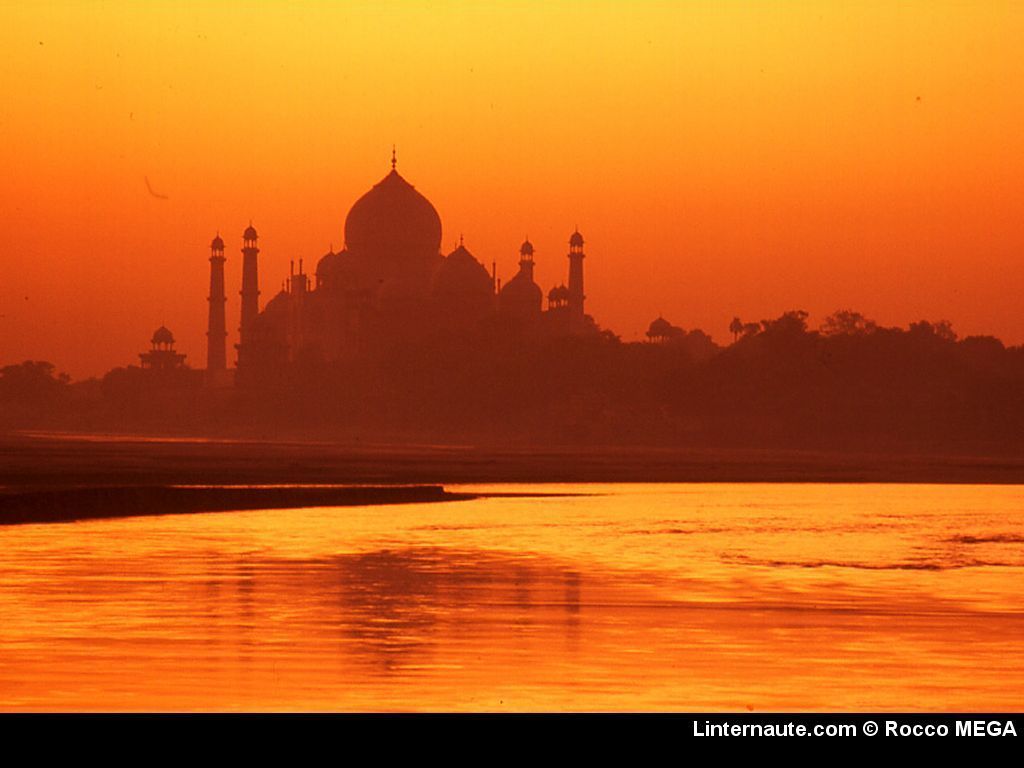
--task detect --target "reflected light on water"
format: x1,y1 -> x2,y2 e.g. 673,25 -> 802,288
0,483 -> 1022,711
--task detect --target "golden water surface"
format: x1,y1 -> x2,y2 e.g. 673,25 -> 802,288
1,483 -> 1022,711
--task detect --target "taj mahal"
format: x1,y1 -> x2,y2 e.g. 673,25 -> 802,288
202,151 -> 599,385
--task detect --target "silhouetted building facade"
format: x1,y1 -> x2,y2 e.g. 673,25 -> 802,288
221,155 -> 601,385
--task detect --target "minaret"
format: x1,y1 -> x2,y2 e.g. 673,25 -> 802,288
567,228 -> 585,321
237,222 -> 260,365
205,233 -> 227,378
519,238 -> 536,281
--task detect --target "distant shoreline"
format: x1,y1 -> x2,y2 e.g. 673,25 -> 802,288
1,432 -> 1022,490
0,484 -> 472,526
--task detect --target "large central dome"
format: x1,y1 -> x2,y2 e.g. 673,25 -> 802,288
344,168 -> 442,259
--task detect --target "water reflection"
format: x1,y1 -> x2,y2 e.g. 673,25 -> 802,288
308,548 -> 584,674
0,483 -> 1023,710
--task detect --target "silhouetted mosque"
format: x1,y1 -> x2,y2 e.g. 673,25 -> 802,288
204,153 -> 600,384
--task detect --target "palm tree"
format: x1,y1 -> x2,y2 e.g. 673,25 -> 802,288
729,316 -> 743,343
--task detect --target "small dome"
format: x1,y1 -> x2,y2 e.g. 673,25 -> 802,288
569,230 -> 584,247
152,326 -> 175,345
548,284 -> 570,302
520,239 -> 534,257
647,316 -> 683,341
243,224 -> 258,240
316,247 -> 337,275
316,249 -> 361,291
500,269 -> 542,317
262,289 -> 289,315
210,234 -> 224,250
647,317 -> 673,336
433,243 -> 493,300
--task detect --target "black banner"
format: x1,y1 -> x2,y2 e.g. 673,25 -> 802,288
2,712 -> 1021,737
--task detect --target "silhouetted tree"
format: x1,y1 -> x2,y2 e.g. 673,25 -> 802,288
821,309 -> 878,336
0,360 -> 69,403
760,310 -> 809,337
7,308 -> 1024,456
909,319 -> 957,342
730,319 -> 761,341
729,316 -> 743,343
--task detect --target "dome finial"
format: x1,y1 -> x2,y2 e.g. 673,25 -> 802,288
391,144 -> 397,171
459,233 -> 464,246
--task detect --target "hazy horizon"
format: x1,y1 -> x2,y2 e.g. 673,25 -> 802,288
2,1 -> 1023,378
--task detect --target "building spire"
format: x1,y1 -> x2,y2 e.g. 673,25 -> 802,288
237,218 -> 261,373
206,227 -> 228,377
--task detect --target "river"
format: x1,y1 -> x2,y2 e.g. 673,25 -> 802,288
1,483 -> 1021,710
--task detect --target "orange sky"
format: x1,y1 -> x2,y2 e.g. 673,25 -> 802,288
1,1 -> 1022,378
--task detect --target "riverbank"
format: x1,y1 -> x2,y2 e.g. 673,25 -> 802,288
0,484 -> 471,526
1,432 -> 1022,489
